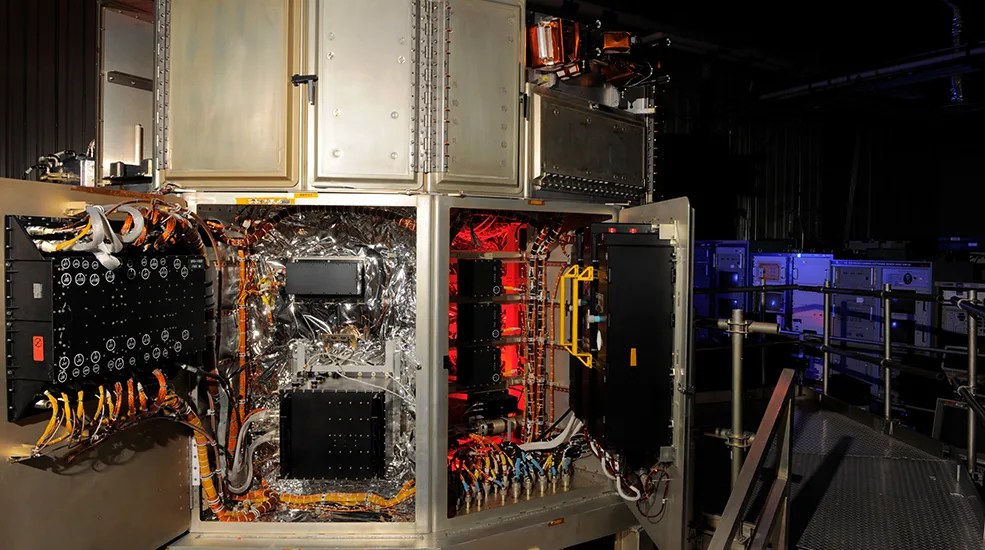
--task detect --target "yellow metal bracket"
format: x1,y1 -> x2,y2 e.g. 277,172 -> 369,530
559,265 -> 596,368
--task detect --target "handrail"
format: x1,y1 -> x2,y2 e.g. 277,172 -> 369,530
952,296 -> 985,320
709,368 -> 796,550
695,283 -> 936,303
558,265 -> 595,368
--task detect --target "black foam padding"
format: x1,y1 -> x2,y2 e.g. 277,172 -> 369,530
279,389 -> 385,480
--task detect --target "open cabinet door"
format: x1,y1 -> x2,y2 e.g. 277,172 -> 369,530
618,197 -> 696,550
0,180 -> 191,550
161,0 -> 303,189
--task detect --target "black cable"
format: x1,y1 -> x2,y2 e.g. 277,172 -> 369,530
537,409 -> 573,442
957,386 -> 985,427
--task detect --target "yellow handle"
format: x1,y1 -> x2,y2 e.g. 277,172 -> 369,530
559,265 -> 595,368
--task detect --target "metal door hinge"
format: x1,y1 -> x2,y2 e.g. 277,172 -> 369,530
291,74 -> 319,105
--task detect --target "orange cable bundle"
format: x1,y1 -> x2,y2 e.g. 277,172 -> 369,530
278,480 -> 416,510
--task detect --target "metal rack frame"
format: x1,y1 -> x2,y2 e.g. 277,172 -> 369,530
171,191 -> 696,549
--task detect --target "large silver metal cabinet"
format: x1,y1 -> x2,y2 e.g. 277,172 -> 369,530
161,0 -> 304,189
426,0 -> 526,195
307,0 -> 423,190
183,192 -> 431,539
524,85 -> 647,201
165,191 -> 665,549
158,0 -> 526,196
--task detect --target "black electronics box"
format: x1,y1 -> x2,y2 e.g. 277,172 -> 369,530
4,216 -> 208,420
456,303 -> 502,344
456,347 -> 502,388
569,223 -> 675,468
457,259 -> 502,297
280,389 -> 385,480
286,258 -> 363,297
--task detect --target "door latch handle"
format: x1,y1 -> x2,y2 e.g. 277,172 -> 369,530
291,74 -> 318,105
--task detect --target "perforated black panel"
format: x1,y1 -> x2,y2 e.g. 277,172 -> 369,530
4,216 -> 208,420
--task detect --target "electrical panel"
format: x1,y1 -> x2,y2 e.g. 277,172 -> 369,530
791,253 -> 835,335
751,252 -> 833,379
694,240 -> 748,340
751,253 -> 790,322
4,216 -> 208,420
570,223 -> 675,468
830,260 -> 933,387
935,282 -> 985,349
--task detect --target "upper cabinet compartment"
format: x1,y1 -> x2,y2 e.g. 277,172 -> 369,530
525,86 -> 646,201
428,0 -> 525,195
162,0 -> 302,189
309,0 -> 422,189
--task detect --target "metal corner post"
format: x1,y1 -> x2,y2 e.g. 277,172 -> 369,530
731,308 -> 745,486
969,289 -> 978,472
822,280 -> 831,395
883,283 -> 892,422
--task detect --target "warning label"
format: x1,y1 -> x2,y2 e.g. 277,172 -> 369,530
32,336 -> 44,362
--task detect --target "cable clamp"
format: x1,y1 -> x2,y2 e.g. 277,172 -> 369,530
724,430 -> 754,449
724,319 -> 752,335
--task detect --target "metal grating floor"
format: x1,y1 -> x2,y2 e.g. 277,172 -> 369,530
791,409 -> 985,550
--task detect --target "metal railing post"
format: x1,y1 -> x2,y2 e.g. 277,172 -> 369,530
883,283 -> 892,422
969,289 -> 978,472
823,280 -> 832,396
731,308 -> 745,487
709,369 -> 796,550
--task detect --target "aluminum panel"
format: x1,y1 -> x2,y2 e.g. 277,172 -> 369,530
619,197 -> 695,550
0,178 -> 190,550
99,8 -> 154,178
429,0 -> 523,195
310,0 -> 420,188
183,192 -> 427,536
527,87 -> 646,201
164,0 -> 301,188
791,254 -> 833,335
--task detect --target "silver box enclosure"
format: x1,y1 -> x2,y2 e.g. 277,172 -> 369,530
156,0 -> 651,201
524,84 -> 648,201
0,182 -> 693,548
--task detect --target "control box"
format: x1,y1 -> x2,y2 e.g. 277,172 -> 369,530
830,259 -> 933,387
570,223 -> 675,468
695,240 -> 748,342
935,282 -> 985,350
4,216 -> 208,420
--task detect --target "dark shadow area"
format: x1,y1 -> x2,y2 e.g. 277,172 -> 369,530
13,419 -> 185,475
789,436 -> 852,545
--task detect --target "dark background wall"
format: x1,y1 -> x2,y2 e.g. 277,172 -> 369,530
656,56 -> 985,248
0,0 -> 99,179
